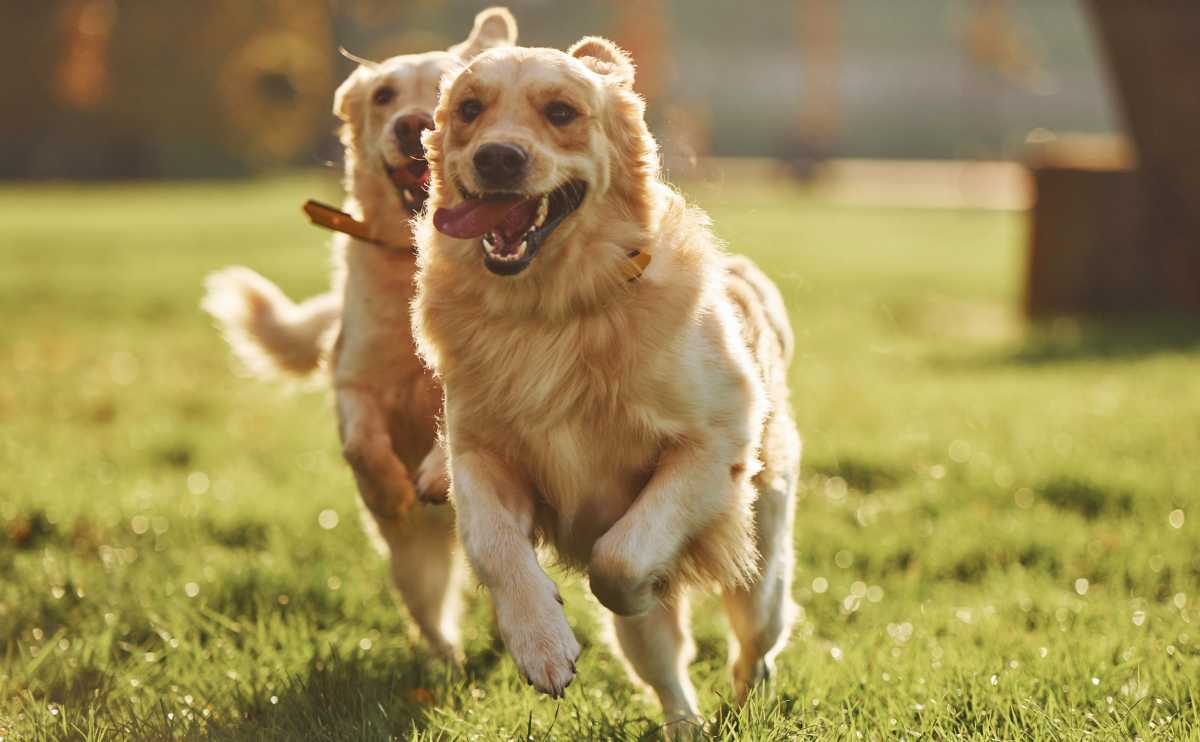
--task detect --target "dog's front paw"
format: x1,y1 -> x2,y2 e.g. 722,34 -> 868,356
415,445 -> 450,504
495,587 -> 581,698
732,651 -> 776,705
588,539 -> 658,617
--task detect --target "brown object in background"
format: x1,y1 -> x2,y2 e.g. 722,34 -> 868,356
613,0 -> 669,103
964,0 -> 1042,89
1025,138 -> 1148,316
1031,1 -> 1200,316
795,0 -> 842,158
55,0 -> 115,111
2,0 -> 336,178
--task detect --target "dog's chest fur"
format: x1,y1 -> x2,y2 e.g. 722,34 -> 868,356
525,408 -> 660,564
444,300 -> 698,563
336,239 -> 441,464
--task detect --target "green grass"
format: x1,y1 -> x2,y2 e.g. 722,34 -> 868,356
1,174 -> 1198,740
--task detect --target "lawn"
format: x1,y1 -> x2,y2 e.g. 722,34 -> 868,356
1,174 -> 1198,740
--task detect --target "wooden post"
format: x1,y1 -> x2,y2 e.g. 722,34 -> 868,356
1025,141 -> 1145,316
1088,0 -> 1200,312
1027,0 -> 1200,312
1029,2 -> 1200,316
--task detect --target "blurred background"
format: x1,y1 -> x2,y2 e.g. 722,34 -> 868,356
4,0 -> 1197,314
0,0 -> 1117,174
3,3 -> 1200,737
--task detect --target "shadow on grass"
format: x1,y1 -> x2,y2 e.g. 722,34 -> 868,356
205,648 -> 458,741
808,457 -> 905,494
1012,317 -> 1200,365
1037,476 -> 1133,520
205,639 -> 683,742
11,648 -> 466,741
939,315 -> 1200,368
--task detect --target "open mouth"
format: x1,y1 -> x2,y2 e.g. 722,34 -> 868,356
432,180 -> 587,276
383,159 -> 431,215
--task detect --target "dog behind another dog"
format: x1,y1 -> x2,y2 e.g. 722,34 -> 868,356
202,8 -> 518,660
413,37 -> 800,730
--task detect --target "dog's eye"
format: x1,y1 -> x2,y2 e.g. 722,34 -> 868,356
458,99 -> 483,123
544,101 -> 578,127
372,87 -> 395,106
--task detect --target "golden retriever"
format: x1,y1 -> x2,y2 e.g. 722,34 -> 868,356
201,8 -> 518,660
412,37 -> 800,729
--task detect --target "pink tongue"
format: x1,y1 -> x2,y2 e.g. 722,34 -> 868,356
434,196 -> 537,240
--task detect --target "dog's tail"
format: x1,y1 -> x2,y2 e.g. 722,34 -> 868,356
201,267 -> 340,379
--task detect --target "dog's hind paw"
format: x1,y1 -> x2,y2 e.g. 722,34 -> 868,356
415,444 -> 450,504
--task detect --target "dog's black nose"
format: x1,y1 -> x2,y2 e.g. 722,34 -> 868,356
473,142 -> 528,188
394,113 -> 433,159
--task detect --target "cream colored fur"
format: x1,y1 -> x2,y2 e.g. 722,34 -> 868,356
201,8 -> 518,661
202,266 -> 340,379
412,38 -> 800,729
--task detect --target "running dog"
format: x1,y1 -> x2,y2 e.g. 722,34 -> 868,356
411,37 -> 800,728
202,8 -> 518,660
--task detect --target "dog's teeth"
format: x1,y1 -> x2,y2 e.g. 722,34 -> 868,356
483,231 -> 533,261
535,196 -> 549,228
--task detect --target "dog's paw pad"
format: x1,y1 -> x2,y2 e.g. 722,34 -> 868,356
417,490 -> 449,505
415,448 -> 450,503
506,619 -> 581,698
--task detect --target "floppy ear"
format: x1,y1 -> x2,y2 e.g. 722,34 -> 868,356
449,7 -> 518,59
333,67 -> 365,122
568,37 -> 635,88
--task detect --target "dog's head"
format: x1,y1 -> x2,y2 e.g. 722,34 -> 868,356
425,37 -> 658,278
333,8 -> 517,217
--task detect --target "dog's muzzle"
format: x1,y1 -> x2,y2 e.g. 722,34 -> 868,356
384,113 -> 434,214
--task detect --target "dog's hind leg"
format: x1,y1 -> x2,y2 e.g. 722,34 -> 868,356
336,385 -> 417,519
721,420 -> 800,704
364,504 -> 465,661
610,597 -> 703,735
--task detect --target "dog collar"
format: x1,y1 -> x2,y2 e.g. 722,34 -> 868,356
622,249 -> 651,282
303,200 -> 416,254
306,199 -> 649,278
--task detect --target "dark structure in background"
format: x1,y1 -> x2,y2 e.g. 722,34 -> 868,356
0,0 -> 337,179
1027,0 -> 1200,315
0,0 -> 1114,179
2,1 -> 1192,315
0,0 -> 610,180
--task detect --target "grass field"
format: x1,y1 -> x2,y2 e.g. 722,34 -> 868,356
2,174 -> 1198,740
